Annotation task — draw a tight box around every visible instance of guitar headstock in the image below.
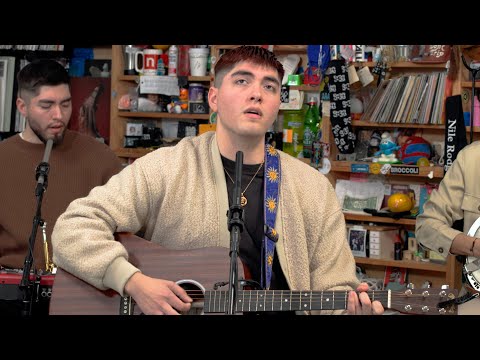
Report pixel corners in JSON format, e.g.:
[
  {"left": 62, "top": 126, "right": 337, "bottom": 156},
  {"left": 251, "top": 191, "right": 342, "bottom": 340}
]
[{"left": 389, "top": 287, "right": 458, "bottom": 315}]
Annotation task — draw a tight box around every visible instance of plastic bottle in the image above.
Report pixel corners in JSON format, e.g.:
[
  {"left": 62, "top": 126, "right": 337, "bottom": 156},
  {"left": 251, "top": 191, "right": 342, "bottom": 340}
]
[
  {"left": 168, "top": 45, "right": 178, "bottom": 76},
  {"left": 302, "top": 98, "right": 319, "bottom": 158},
  {"left": 394, "top": 235, "right": 403, "bottom": 260},
  {"left": 157, "top": 57, "right": 165, "bottom": 76},
  {"left": 474, "top": 91, "right": 480, "bottom": 127},
  {"left": 282, "top": 108, "right": 305, "bottom": 158},
  {"left": 311, "top": 112, "right": 323, "bottom": 168}
]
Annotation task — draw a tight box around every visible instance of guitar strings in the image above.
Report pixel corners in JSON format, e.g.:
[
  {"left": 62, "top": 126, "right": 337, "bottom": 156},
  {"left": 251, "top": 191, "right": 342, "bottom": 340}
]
[{"left": 182, "top": 290, "right": 453, "bottom": 311}]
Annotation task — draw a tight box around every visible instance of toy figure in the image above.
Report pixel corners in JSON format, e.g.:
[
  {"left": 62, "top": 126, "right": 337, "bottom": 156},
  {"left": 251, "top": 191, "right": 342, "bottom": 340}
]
[
  {"left": 167, "top": 88, "right": 189, "bottom": 114},
  {"left": 397, "top": 136, "right": 431, "bottom": 165},
  {"left": 374, "top": 132, "right": 401, "bottom": 163}
]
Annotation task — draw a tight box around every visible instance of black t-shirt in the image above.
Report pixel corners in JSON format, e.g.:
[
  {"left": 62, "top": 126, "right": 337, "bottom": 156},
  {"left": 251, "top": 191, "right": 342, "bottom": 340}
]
[{"left": 222, "top": 156, "right": 294, "bottom": 315}]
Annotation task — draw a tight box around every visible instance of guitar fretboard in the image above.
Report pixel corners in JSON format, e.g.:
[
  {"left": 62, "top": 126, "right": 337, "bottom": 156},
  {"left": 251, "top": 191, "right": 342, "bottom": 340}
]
[{"left": 204, "top": 290, "right": 390, "bottom": 313}]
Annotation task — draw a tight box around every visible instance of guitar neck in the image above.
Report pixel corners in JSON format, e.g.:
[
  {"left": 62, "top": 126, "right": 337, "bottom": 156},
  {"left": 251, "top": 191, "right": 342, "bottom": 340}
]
[{"left": 203, "top": 290, "right": 390, "bottom": 313}]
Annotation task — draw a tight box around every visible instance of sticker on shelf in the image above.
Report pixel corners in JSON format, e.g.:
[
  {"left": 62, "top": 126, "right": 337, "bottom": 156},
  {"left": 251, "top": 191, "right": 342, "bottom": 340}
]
[
  {"left": 319, "top": 158, "right": 331, "bottom": 175},
  {"left": 351, "top": 163, "right": 370, "bottom": 173},
  {"left": 380, "top": 163, "right": 391, "bottom": 175},
  {"left": 390, "top": 165, "right": 419, "bottom": 175},
  {"left": 370, "top": 163, "right": 381, "bottom": 175}
]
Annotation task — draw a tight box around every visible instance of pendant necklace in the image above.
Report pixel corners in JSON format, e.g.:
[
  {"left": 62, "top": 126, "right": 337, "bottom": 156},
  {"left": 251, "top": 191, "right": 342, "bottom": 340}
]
[{"left": 224, "top": 161, "right": 264, "bottom": 207}]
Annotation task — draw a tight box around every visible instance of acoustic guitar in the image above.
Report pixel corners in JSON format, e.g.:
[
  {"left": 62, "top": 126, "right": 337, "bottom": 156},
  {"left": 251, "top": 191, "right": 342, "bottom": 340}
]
[{"left": 49, "top": 233, "right": 460, "bottom": 315}]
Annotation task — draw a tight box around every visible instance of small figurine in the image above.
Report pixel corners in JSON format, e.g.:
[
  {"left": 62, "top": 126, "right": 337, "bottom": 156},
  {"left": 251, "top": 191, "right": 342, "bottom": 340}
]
[
  {"left": 397, "top": 135, "right": 431, "bottom": 165},
  {"left": 374, "top": 132, "right": 401, "bottom": 163},
  {"left": 167, "top": 88, "right": 189, "bottom": 114},
  {"left": 367, "top": 130, "right": 382, "bottom": 157}
]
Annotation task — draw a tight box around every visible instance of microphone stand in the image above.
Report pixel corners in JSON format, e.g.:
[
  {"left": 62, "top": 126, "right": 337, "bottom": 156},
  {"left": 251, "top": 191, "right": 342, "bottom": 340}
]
[
  {"left": 226, "top": 151, "right": 244, "bottom": 315},
  {"left": 19, "top": 140, "right": 52, "bottom": 316}
]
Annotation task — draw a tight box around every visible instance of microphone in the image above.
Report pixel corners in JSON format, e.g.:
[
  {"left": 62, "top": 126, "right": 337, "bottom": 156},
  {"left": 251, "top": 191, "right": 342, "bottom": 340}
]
[
  {"left": 232, "top": 151, "right": 243, "bottom": 206},
  {"left": 42, "top": 139, "right": 54, "bottom": 163},
  {"left": 35, "top": 139, "right": 53, "bottom": 194}
]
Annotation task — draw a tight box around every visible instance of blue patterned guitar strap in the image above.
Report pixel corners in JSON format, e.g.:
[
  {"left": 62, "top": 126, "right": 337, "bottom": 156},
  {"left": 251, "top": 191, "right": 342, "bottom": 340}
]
[{"left": 261, "top": 144, "right": 280, "bottom": 290}]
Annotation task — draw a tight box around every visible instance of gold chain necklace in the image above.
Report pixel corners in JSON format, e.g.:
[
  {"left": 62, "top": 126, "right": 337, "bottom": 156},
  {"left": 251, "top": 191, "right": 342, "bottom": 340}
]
[{"left": 224, "top": 162, "right": 264, "bottom": 207}]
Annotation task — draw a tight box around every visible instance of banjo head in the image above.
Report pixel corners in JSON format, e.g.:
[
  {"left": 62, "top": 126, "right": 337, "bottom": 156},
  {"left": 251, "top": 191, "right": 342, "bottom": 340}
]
[{"left": 465, "top": 217, "right": 480, "bottom": 291}]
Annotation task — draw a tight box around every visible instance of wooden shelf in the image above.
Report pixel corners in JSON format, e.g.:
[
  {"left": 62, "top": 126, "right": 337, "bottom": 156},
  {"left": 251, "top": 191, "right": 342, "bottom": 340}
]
[
  {"left": 118, "top": 75, "right": 138, "bottom": 81},
  {"left": 273, "top": 45, "right": 307, "bottom": 52},
  {"left": 461, "top": 81, "right": 480, "bottom": 88},
  {"left": 354, "top": 257, "right": 447, "bottom": 272},
  {"left": 114, "top": 148, "right": 154, "bottom": 158},
  {"left": 344, "top": 213, "right": 416, "bottom": 226},
  {"left": 118, "top": 75, "right": 212, "bottom": 82},
  {"left": 214, "top": 45, "right": 307, "bottom": 53},
  {"left": 351, "top": 120, "right": 445, "bottom": 130},
  {"left": 353, "top": 61, "right": 375, "bottom": 68},
  {"left": 352, "top": 120, "right": 480, "bottom": 133},
  {"left": 331, "top": 161, "right": 444, "bottom": 178},
  {"left": 390, "top": 62, "right": 448, "bottom": 69},
  {"left": 118, "top": 111, "right": 210, "bottom": 120},
  {"left": 466, "top": 126, "right": 480, "bottom": 133},
  {"left": 290, "top": 84, "right": 321, "bottom": 92}
]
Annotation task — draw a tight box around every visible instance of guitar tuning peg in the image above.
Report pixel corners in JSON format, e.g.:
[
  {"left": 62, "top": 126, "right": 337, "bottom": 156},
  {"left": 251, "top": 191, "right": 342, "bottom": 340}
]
[{"left": 407, "top": 283, "right": 415, "bottom": 289}]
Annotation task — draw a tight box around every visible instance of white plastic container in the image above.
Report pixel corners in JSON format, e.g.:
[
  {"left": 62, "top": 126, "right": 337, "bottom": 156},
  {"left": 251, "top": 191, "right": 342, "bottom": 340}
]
[{"left": 188, "top": 48, "right": 209, "bottom": 76}]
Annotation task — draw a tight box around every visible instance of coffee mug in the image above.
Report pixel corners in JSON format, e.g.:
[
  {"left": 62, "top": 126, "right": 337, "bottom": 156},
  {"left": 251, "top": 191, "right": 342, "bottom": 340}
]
[{"left": 135, "top": 49, "right": 162, "bottom": 76}]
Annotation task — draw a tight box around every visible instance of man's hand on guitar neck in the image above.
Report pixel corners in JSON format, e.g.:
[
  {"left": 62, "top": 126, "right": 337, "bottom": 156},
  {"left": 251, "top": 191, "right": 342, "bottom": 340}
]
[
  {"left": 124, "top": 272, "right": 193, "bottom": 315},
  {"left": 347, "top": 282, "right": 384, "bottom": 315}
]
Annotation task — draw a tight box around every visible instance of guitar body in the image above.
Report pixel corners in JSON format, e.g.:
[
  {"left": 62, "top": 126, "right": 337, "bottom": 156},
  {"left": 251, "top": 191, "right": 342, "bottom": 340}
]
[
  {"left": 49, "top": 233, "right": 240, "bottom": 315},
  {"left": 50, "top": 233, "right": 460, "bottom": 315}
]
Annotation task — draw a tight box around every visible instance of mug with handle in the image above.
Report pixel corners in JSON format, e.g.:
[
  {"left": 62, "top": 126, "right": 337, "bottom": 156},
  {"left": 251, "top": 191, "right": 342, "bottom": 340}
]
[{"left": 135, "top": 48, "right": 162, "bottom": 76}]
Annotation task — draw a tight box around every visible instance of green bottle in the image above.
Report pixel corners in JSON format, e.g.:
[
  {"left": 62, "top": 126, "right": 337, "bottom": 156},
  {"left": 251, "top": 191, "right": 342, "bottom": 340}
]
[
  {"left": 282, "top": 108, "right": 305, "bottom": 158},
  {"left": 303, "top": 98, "right": 319, "bottom": 158}
]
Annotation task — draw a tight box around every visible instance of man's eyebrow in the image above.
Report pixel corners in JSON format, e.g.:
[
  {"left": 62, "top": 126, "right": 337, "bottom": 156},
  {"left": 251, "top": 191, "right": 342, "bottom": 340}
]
[
  {"left": 264, "top": 76, "right": 280, "bottom": 87},
  {"left": 230, "top": 70, "right": 280, "bottom": 86},
  {"left": 230, "top": 70, "right": 254, "bottom": 78},
  {"left": 38, "top": 97, "right": 72, "bottom": 104}
]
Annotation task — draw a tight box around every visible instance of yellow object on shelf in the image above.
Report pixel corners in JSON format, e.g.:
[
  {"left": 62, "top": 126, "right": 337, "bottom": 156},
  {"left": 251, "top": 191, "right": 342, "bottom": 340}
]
[
  {"left": 416, "top": 157, "right": 430, "bottom": 166},
  {"left": 387, "top": 193, "right": 413, "bottom": 213},
  {"left": 152, "top": 45, "right": 169, "bottom": 51}
]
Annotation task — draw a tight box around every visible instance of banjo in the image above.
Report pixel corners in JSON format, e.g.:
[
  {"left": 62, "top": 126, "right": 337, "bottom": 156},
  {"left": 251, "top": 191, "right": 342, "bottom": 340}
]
[{"left": 465, "top": 217, "right": 480, "bottom": 291}]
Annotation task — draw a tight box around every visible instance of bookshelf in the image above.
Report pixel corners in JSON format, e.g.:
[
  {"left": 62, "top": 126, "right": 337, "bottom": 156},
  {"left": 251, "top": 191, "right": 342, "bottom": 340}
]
[
  {"left": 324, "top": 49, "right": 467, "bottom": 291},
  {"left": 109, "top": 45, "right": 212, "bottom": 161},
  {"left": 211, "top": 45, "right": 464, "bottom": 291}
]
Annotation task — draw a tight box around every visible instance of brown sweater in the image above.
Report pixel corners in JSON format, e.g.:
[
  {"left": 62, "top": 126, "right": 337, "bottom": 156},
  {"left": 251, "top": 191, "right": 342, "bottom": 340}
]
[{"left": 0, "top": 130, "right": 123, "bottom": 270}]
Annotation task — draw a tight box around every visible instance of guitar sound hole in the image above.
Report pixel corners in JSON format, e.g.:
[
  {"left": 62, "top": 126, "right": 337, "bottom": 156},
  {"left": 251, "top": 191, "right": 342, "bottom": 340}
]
[{"left": 176, "top": 279, "right": 205, "bottom": 315}]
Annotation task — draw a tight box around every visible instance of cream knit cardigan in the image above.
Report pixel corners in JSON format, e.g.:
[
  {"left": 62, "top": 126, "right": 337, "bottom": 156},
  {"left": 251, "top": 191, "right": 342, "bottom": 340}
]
[{"left": 52, "top": 132, "right": 358, "bottom": 314}]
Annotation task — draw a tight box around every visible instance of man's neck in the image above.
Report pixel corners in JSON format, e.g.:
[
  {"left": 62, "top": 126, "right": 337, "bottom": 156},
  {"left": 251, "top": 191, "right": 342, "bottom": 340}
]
[
  {"left": 19, "top": 128, "right": 43, "bottom": 144},
  {"left": 216, "top": 133, "right": 265, "bottom": 165}
]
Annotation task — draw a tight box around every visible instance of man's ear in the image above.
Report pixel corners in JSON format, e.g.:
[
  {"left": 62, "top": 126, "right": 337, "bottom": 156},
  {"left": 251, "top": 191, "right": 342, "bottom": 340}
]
[
  {"left": 16, "top": 97, "right": 27, "bottom": 117},
  {"left": 208, "top": 86, "right": 218, "bottom": 112}
]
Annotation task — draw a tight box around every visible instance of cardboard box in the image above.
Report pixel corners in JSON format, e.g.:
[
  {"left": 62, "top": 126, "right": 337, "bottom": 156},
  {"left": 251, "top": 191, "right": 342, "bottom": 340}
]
[
  {"left": 368, "top": 226, "right": 399, "bottom": 260},
  {"left": 347, "top": 224, "right": 399, "bottom": 260}
]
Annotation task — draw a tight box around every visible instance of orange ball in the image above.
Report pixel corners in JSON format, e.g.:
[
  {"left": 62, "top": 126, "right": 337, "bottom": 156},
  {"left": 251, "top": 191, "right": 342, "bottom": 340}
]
[{"left": 388, "top": 193, "right": 413, "bottom": 213}]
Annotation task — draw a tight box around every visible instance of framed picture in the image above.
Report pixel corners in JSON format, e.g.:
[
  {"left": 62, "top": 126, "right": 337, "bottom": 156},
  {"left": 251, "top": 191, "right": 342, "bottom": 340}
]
[
  {"left": 383, "top": 266, "right": 408, "bottom": 291},
  {"left": 348, "top": 227, "right": 367, "bottom": 257}
]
